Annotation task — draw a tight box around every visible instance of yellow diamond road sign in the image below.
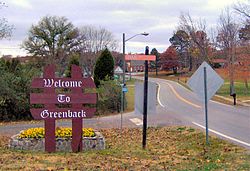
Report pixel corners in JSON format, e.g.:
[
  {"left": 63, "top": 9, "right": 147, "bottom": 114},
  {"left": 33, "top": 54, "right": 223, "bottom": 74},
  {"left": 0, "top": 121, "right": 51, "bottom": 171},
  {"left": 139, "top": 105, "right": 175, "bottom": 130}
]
[{"left": 187, "top": 61, "right": 224, "bottom": 101}]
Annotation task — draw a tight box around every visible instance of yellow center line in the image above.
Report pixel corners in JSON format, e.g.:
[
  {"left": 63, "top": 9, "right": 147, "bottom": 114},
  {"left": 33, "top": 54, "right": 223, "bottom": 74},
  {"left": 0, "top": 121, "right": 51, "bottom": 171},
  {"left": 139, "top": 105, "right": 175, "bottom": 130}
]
[{"left": 165, "top": 83, "right": 202, "bottom": 108}]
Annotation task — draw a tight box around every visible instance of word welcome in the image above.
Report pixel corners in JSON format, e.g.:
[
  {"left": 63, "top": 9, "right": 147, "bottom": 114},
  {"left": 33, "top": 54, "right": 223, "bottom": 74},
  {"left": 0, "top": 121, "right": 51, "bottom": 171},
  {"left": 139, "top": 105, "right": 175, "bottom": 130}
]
[
  {"left": 43, "top": 79, "right": 83, "bottom": 88},
  {"left": 41, "top": 109, "right": 87, "bottom": 119}
]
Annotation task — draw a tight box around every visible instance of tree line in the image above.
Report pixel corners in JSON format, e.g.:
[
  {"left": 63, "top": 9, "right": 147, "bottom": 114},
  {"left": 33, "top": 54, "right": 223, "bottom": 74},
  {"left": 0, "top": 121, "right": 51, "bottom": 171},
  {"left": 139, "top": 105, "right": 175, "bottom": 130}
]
[{"left": 160, "top": 2, "right": 250, "bottom": 95}]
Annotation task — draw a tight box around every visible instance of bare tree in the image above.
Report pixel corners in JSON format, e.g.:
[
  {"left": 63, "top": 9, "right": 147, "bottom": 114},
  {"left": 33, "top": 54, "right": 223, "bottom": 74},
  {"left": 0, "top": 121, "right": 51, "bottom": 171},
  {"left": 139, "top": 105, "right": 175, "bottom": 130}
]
[
  {"left": 178, "top": 12, "right": 210, "bottom": 69},
  {"left": 78, "top": 26, "right": 118, "bottom": 76},
  {"left": 233, "top": 0, "right": 250, "bottom": 19},
  {"left": 0, "top": 2, "right": 13, "bottom": 39},
  {"left": 80, "top": 26, "right": 117, "bottom": 53},
  {"left": 216, "top": 8, "right": 239, "bottom": 99},
  {"left": 234, "top": 1, "right": 250, "bottom": 92},
  {"left": 234, "top": 1, "right": 250, "bottom": 50}
]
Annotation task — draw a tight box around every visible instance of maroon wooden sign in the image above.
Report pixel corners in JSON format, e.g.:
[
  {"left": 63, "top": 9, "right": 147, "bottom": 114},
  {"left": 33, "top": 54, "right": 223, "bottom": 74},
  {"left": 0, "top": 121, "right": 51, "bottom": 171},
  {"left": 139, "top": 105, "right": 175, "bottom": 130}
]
[{"left": 30, "top": 65, "right": 96, "bottom": 152}]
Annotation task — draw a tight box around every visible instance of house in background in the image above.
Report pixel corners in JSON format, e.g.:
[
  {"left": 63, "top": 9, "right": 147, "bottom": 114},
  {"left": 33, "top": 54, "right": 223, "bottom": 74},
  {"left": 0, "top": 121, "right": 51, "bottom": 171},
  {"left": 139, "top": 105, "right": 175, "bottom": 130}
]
[
  {"left": 114, "top": 66, "right": 123, "bottom": 80},
  {"left": 128, "top": 60, "right": 145, "bottom": 72},
  {"left": 1, "top": 55, "right": 44, "bottom": 64},
  {"left": 211, "top": 58, "right": 227, "bottom": 68}
]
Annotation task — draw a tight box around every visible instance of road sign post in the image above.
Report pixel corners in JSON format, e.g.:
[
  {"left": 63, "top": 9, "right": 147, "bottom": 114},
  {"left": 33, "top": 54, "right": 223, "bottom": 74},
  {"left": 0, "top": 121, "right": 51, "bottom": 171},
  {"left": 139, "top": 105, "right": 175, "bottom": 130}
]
[
  {"left": 120, "top": 83, "right": 128, "bottom": 139},
  {"left": 120, "top": 84, "right": 123, "bottom": 135},
  {"left": 204, "top": 67, "right": 209, "bottom": 145},
  {"left": 142, "top": 46, "right": 149, "bottom": 149},
  {"left": 125, "top": 48, "right": 155, "bottom": 149},
  {"left": 187, "top": 61, "right": 224, "bottom": 145}
]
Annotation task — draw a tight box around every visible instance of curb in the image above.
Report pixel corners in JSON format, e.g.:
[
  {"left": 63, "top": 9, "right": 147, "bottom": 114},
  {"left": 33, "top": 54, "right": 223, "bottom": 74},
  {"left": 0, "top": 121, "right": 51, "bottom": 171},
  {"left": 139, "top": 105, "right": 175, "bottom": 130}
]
[{"left": 214, "top": 95, "right": 250, "bottom": 107}]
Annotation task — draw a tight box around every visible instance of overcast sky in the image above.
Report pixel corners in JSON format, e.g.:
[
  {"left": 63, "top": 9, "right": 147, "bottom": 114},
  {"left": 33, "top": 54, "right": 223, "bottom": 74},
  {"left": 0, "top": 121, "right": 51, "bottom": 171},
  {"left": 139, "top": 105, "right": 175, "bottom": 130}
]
[{"left": 0, "top": 0, "right": 244, "bottom": 56}]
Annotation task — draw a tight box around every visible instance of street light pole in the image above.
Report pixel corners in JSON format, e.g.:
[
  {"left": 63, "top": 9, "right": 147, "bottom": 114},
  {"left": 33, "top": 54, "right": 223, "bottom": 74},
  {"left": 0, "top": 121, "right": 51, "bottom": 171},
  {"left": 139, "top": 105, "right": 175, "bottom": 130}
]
[
  {"left": 122, "top": 33, "right": 126, "bottom": 86},
  {"left": 122, "top": 32, "right": 149, "bottom": 85},
  {"left": 121, "top": 32, "right": 149, "bottom": 130},
  {"left": 120, "top": 33, "right": 125, "bottom": 132},
  {"left": 121, "top": 32, "right": 149, "bottom": 111}
]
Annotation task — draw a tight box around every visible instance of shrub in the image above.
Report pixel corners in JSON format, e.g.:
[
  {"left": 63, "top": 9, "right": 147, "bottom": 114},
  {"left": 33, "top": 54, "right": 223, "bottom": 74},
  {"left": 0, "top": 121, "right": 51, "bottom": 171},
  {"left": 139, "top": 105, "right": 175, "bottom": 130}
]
[
  {"left": 0, "top": 59, "right": 41, "bottom": 121},
  {"left": 18, "top": 127, "right": 95, "bottom": 139},
  {"left": 96, "top": 78, "right": 123, "bottom": 115}
]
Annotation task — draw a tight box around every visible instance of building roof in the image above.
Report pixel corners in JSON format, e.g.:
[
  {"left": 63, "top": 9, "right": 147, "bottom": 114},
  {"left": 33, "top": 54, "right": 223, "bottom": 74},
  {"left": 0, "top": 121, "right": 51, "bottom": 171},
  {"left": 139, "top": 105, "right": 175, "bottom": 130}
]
[{"left": 212, "top": 59, "right": 227, "bottom": 63}]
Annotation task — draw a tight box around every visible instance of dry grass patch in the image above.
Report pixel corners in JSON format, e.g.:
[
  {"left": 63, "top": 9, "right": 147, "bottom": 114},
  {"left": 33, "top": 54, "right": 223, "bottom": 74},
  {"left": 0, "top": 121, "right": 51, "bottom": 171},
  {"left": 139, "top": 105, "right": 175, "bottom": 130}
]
[{"left": 0, "top": 126, "right": 249, "bottom": 170}]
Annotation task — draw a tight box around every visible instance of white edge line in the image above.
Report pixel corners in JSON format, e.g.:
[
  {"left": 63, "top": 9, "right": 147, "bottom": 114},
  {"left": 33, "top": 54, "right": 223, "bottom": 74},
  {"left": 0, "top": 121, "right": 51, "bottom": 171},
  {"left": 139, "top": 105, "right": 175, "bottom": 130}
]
[
  {"left": 134, "top": 78, "right": 165, "bottom": 108},
  {"left": 192, "top": 122, "right": 250, "bottom": 147},
  {"left": 156, "top": 82, "right": 165, "bottom": 107},
  {"left": 130, "top": 118, "right": 143, "bottom": 126},
  {"left": 152, "top": 81, "right": 165, "bottom": 108}
]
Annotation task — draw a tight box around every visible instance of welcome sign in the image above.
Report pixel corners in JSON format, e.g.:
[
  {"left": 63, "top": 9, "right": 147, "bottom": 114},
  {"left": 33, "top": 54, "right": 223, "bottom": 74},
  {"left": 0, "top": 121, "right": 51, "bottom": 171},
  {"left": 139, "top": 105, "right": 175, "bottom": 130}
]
[{"left": 30, "top": 64, "right": 96, "bottom": 152}]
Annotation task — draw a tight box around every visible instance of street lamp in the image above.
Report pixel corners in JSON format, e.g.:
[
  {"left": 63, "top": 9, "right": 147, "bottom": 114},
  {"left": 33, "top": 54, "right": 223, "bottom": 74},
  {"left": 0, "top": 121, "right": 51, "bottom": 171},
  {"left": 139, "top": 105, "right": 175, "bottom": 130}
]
[
  {"left": 122, "top": 32, "right": 149, "bottom": 86},
  {"left": 121, "top": 32, "right": 149, "bottom": 111},
  {"left": 120, "top": 32, "right": 149, "bottom": 132}
]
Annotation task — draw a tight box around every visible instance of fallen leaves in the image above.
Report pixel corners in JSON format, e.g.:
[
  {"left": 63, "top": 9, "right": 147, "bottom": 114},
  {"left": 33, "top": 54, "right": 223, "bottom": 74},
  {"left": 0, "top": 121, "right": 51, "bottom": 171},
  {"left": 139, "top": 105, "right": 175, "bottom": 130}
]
[{"left": 0, "top": 126, "right": 249, "bottom": 170}]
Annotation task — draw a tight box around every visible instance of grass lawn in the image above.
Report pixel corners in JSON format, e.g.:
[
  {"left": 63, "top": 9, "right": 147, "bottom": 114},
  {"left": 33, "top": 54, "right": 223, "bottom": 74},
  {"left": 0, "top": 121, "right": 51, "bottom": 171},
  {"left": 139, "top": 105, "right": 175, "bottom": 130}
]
[
  {"left": 0, "top": 126, "right": 249, "bottom": 170},
  {"left": 125, "top": 78, "right": 137, "bottom": 86},
  {"left": 125, "top": 85, "right": 134, "bottom": 112},
  {"left": 217, "top": 81, "right": 250, "bottom": 99},
  {"left": 124, "top": 78, "right": 136, "bottom": 112}
]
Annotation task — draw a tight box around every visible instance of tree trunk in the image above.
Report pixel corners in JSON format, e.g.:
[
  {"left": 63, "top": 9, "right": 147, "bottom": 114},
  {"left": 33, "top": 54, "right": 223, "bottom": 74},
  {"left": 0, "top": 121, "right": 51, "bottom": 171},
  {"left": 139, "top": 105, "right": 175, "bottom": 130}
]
[
  {"left": 156, "top": 59, "right": 158, "bottom": 76},
  {"left": 173, "top": 67, "right": 177, "bottom": 74},
  {"left": 189, "top": 55, "right": 192, "bottom": 71},
  {"left": 229, "top": 62, "right": 236, "bottom": 105},
  {"left": 244, "top": 78, "right": 249, "bottom": 94}
]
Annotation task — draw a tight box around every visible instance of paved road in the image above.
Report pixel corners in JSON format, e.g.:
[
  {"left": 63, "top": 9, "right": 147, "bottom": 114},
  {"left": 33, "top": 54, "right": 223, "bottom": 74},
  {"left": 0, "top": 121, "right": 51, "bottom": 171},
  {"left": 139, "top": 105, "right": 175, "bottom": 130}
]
[
  {"left": 147, "top": 77, "right": 250, "bottom": 149},
  {"left": 0, "top": 77, "right": 249, "bottom": 149}
]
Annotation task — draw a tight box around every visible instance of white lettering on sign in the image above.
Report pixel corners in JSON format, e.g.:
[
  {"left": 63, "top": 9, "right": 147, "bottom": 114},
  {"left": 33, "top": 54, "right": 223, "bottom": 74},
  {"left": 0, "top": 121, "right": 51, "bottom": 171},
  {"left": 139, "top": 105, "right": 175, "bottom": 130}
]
[
  {"left": 57, "top": 94, "right": 71, "bottom": 103},
  {"left": 41, "top": 109, "right": 87, "bottom": 119},
  {"left": 43, "top": 79, "right": 83, "bottom": 88}
]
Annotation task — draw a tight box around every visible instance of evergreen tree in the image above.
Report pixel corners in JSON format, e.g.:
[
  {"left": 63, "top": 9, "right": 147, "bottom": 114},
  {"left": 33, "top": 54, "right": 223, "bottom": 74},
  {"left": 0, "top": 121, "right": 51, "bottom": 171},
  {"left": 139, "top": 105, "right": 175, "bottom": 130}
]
[{"left": 94, "top": 48, "right": 114, "bottom": 87}]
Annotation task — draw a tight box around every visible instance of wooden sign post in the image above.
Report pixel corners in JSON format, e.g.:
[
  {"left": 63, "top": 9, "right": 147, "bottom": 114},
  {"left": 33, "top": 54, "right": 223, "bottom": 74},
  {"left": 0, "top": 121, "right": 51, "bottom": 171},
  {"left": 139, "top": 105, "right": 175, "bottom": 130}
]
[
  {"left": 30, "top": 65, "right": 96, "bottom": 152},
  {"left": 125, "top": 49, "right": 156, "bottom": 149}
]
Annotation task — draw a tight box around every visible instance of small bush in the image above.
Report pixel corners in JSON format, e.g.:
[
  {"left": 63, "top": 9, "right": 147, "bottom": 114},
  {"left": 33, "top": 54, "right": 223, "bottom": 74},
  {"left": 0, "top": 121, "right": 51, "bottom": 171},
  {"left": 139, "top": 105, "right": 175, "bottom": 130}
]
[
  {"left": 64, "top": 54, "right": 80, "bottom": 77},
  {"left": 96, "top": 78, "right": 123, "bottom": 115}
]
